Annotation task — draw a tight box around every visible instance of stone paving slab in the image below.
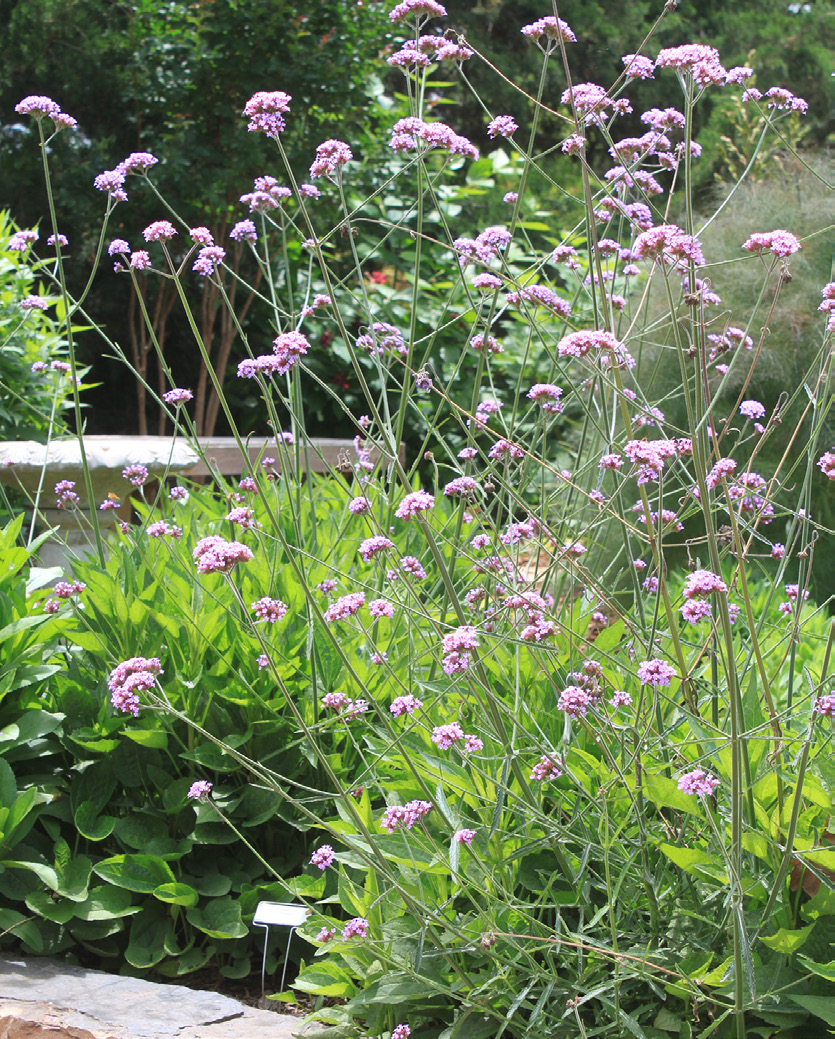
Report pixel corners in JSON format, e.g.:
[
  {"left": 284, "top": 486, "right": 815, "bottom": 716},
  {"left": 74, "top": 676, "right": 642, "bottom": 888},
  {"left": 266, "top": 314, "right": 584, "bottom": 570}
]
[{"left": 0, "top": 958, "right": 321, "bottom": 1039}]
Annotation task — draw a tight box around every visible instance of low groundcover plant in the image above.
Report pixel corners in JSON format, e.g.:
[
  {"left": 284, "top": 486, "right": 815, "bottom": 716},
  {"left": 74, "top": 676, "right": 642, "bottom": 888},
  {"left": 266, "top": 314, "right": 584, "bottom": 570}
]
[{"left": 1, "top": 3, "right": 833, "bottom": 1039}]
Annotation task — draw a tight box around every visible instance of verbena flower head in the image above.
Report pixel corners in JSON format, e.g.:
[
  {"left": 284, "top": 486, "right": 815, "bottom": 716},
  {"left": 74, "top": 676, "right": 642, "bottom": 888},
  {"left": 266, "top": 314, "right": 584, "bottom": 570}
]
[
  {"left": 108, "top": 656, "right": 163, "bottom": 717},
  {"left": 163, "top": 388, "right": 193, "bottom": 405},
  {"left": 389, "top": 0, "right": 446, "bottom": 22},
  {"left": 521, "top": 16, "right": 576, "bottom": 44},
  {"left": 454, "top": 828, "right": 476, "bottom": 845},
  {"left": 390, "top": 694, "right": 423, "bottom": 717},
  {"left": 530, "top": 755, "right": 562, "bottom": 781},
  {"left": 813, "top": 694, "right": 834, "bottom": 718},
  {"left": 187, "top": 780, "right": 213, "bottom": 800},
  {"left": 557, "top": 329, "right": 635, "bottom": 369},
  {"left": 324, "top": 591, "right": 365, "bottom": 622},
  {"left": 356, "top": 322, "right": 406, "bottom": 356},
  {"left": 622, "top": 53, "right": 654, "bottom": 79},
  {"left": 118, "top": 152, "right": 158, "bottom": 174},
  {"left": 16, "top": 95, "right": 61, "bottom": 119},
  {"left": 21, "top": 295, "right": 48, "bottom": 312},
  {"left": 243, "top": 91, "right": 291, "bottom": 137},
  {"left": 740, "top": 399, "right": 766, "bottom": 420},
  {"left": 487, "top": 115, "right": 518, "bottom": 138},
  {"left": 47, "top": 233, "right": 68, "bottom": 247},
  {"left": 817, "top": 451, "right": 835, "bottom": 479},
  {"left": 193, "top": 246, "right": 226, "bottom": 276},
  {"left": 637, "top": 659, "right": 677, "bottom": 687},
  {"left": 130, "top": 250, "right": 151, "bottom": 270},
  {"left": 359, "top": 535, "right": 394, "bottom": 562},
  {"left": 192, "top": 536, "right": 253, "bottom": 574},
  {"left": 341, "top": 917, "right": 369, "bottom": 940},
  {"left": 310, "top": 845, "right": 335, "bottom": 870},
  {"left": 683, "top": 569, "right": 728, "bottom": 598},
  {"left": 143, "top": 221, "right": 177, "bottom": 243},
  {"left": 395, "top": 490, "right": 435, "bottom": 520},
  {"left": 271, "top": 330, "right": 310, "bottom": 375},
  {"left": 392, "top": 1026, "right": 411, "bottom": 1039},
  {"left": 742, "top": 230, "right": 801, "bottom": 258},
  {"left": 9, "top": 230, "right": 39, "bottom": 251},
  {"left": 380, "top": 801, "right": 432, "bottom": 832},
  {"left": 309, "top": 139, "right": 352, "bottom": 179},
  {"left": 108, "top": 239, "right": 129, "bottom": 256},
  {"left": 677, "top": 768, "right": 720, "bottom": 797},
  {"left": 230, "top": 219, "right": 257, "bottom": 243},
  {"left": 251, "top": 597, "right": 288, "bottom": 623},
  {"left": 122, "top": 463, "right": 148, "bottom": 486},
  {"left": 655, "top": 44, "right": 727, "bottom": 88},
  {"left": 558, "top": 685, "right": 593, "bottom": 717}
]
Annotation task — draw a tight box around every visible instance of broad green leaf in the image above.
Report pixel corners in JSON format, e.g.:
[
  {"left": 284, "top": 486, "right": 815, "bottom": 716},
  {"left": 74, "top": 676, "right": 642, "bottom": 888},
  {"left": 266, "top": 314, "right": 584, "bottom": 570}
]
[
  {"left": 642, "top": 773, "right": 703, "bottom": 815},
  {"left": 759, "top": 922, "right": 815, "bottom": 954},
  {"left": 187, "top": 896, "right": 247, "bottom": 939},
  {"left": 0, "top": 759, "right": 16, "bottom": 804},
  {"left": 153, "top": 882, "right": 199, "bottom": 907},
  {"left": 787, "top": 995, "right": 835, "bottom": 1026},
  {"left": 75, "top": 886, "right": 140, "bottom": 921},
  {"left": 293, "top": 962, "right": 357, "bottom": 999},
  {"left": 25, "top": 889, "right": 76, "bottom": 924},
  {"left": 125, "top": 908, "right": 171, "bottom": 968},
  {"left": 93, "top": 854, "right": 176, "bottom": 893},
  {"left": 0, "top": 907, "right": 43, "bottom": 952},
  {"left": 123, "top": 728, "right": 168, "bottom": 749},
  {"left": 797, "top": 955, "right": 835, "bottom": 981},
  {"left": 74, "top": 801, "right": 116, "bottom": 841},
  {"left": 55, "top": 854, "right": 92, "bottom": 901},
  {"left": 658, "top": 844, "right": 726, "bottom": 882}
]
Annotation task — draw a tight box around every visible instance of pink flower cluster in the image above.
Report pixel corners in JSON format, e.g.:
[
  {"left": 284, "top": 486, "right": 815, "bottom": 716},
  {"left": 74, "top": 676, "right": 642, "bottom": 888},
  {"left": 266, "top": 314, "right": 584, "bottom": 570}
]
[
  {"left": 677, "top": 768, "right": 720, "bottom": 797},
  {"left": 486, "top": 115, "right": 518, "bottom": 138},
  {"left": 163, "top": 388, "right": 193, "bottom": 405},
  {"left": 655, "top": 44, "right": 727, "bottom": 89},
  {"left": 634, "top": 224, "right": 705, "bottom": 267},
  {"left": 324, "top": 592, "right": 365, "bottom": 622},
  {"left": 310, "top": 845, "right": 335, "bottom": 870},
  {"left": 530, "top": 756, "right": 563, "bottom": 781},
  {"left": 251, "top": 597, "right": 288, "bottom": 623},
  {"left": 505, "top": 284, "right": 571, "bottom": 318},
  {"left": 742, "top": 230, "right": 802, "bottom": 258},
  {"left": 55, "top": 480, "right": 79, "bottom": 509},
  {"left": 557, "top": 329, "right": 635, "bottom": 369},
  {"left": 680, "top": 569, "right": 728, "bottom": 624},
  {"left": 395, "top": 490, "right": 435, "bottom": 520},
  {"left": 359, "top": 535, "right": 394, "bottom": 562},
  {"left": 243, "top": 91, "right": 291, "bottom": 137},
  {"left": 187, "top": 780, "right": 213, "bottom": 800},
  {"left": 122, "top": 464, "right": 149, "bottom": 486},
  {"left": 441, "top": 625, "right": 480, "bottom": 675},
  {"left": 637, "top": 659, "right": 677, "bottom": 687},
  {"left": 521, "top": 16, "right": 576, "bottom": 44},
  {"left": 623, "top": 438, "right": 678, "bottom": 483},
  {"left": 454, "top": 829, "right": 476, "bottom": 845},
  {"left": 389, "top": 117, "right": 479, "bottom": 160},
  {"left": 817, "top": 451, "right": 835, "bottom": 479},
  {"left": 389, "top": 0, "right": 446, "bottom": 22},
  {"left": 192, "top": 536, "right": 253, "bottom": 574},
  {"left": 309, "top": 139, "right": 352, "bottom": 179},
  {"left": 356, "top": 322, "right": 406, "bottom": 355},
  {"left": 15, "top": 95, "right": 76, "bottom": 129},
  {"left": 431, "top": 722, "right": 482, "bottom": 753},
  {"left": 526, "top": 384, "right": 564, "bottom": 413},
  {"left": 341, "top": 917, "right": 369, "bottom": 940},
  {"left": 380, "top": 800, "right": 433, "bottom": 832},
  {"left": 146, "top": 521, "right": 182, "bottom": 539},
  {"left": 108, "top": 656, "right": 163, "bottom": 717},
  {"left": 390, "top": 694, "right": 423, "bottom": 717}
]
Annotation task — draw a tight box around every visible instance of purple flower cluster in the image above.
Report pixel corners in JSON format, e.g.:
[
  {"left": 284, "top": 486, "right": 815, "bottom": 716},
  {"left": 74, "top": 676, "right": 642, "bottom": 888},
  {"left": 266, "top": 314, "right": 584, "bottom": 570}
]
[
  {"left": 486, "top": 115, "right": 518, "bottom": 138},
  {"left": 243, "top": 91, "right": 291, "bottom": 137},
  {"left": 359, "top": 535, "right": 394, "bottom": 562},
  {"left": 251, "top": 597, "right": 288, "bottom": 623},
  {"left": 530, "top": 755, "right": 563, "bottom": 781},
  {"left": 15, "top": 95, "right": 76, "bottom": 129},
  {"left": 187, "top": 780, "right": 213, "bottom": 800},
  {"left": 163, "top": 388, "right": 193, "bottom": 405},
  {"left": 389, "top": 117, "right": 479, "bottom": 161},
  {"left": 677, "top": 768, "right": 720, "bottom": 797},
  {"left": 395, "top": 490, "right": 435, "bottom": 520},
  {"left": 742, "top": 230, "right": 802, "bottom": 258},
  {"left": 108, "top": 656, "right": 163, "bottom": 716},
  {"left": 310, "top": 845, "right": 335, "bottom": 870},
  {"left": 309, "top": 139, "right": 352, "bottom": 179},
  {"left": 637, "top": 659, "right": 677, "bottom": 687},
  {"left": 324, "top": 592, "right": 365, "bottom": 622},
  {"left": 55, "top": 480, "right": 79, "bottom": 509},
  {"left": 557, "top": 329, "right": 635, "bottom": 369},
  {"left": 341, "top": 917, "right": 369, "bottom": 940},
  {"left": 192, "top": 536, "right": 253, "bottom": 574},
  {"left": 521, "top": 16, "right": 576, "bottom": 44},
  {"left": 390, "top": 694, "right": 423, "bottom": 717},
  {"left": 380, "top": 800, "right": 433, "bottom": 832},
  {"left": 356, "top": 322, "right": 406, "bottom": 356}
]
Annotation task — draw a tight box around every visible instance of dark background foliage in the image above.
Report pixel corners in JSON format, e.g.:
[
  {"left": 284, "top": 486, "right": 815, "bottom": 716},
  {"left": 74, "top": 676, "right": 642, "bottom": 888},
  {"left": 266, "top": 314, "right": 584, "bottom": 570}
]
[{"left": 0, "top": 0, "right": 830, "bottom": 437}]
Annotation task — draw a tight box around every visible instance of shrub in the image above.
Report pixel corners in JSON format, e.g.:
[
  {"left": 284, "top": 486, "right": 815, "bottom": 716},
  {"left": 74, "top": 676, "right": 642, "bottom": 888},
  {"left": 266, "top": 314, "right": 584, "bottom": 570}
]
[{"left": 3, "top": 7, "right": 833, "bottom": 1039}]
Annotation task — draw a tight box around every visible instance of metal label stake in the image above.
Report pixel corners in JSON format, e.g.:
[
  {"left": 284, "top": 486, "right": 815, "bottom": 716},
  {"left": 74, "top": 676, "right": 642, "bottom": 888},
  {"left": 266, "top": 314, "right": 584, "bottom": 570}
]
[{"left": 252, "top": 902, "right": 311, "bottom": 1005}]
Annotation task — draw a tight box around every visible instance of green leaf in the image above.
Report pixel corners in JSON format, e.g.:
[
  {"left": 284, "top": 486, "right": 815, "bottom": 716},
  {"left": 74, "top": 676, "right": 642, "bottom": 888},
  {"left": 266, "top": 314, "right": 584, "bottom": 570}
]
[
  {"left": 658, "top": 844, "right": 726, "bottom": 882},
  {"left": 125, "top": 908, "right": 171, "bottom": 969},
  {"left": 186, "top": 896, "right": 247, "bottom": 939},
  {"left": 797, "top": 955, "right": 835, "bottom": 981},
  {"left": 786, "top": 995, "right": 835, "bottom": 1026},
  {"left": 25, "top": 889, "right": 77, "bottom": 924},
  {"left": 123, "top": 728, "right": 168, "bottom": 749},
  {"left": 0, "top": 758, "right": 16, "bottom": 804},
  {"left": 74, "top": 886, "right": 140, "bottom": 921},
  {"left": 74, "top": 801, "right": 116, "bottom": 841},
  {"left": 759, "top": 923, "right": 815, "bottom": 954},
  {"left": 643, "top": 773, "right": 703, "bottom": 815},
  {"left": 293, "top": 962, "right": 357, "bottom": 999},
  {"left": 55, "top": 854, "right": 92, "bottom": 901},
  {"left": 93, "top": 854, "right": 176, "bottom": 893},
  {"left": 153, "top": 882, "right": 199, "bottom": 908},
  {"left": 0, "top": 907, "right": 43, "bottom": 952}
]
